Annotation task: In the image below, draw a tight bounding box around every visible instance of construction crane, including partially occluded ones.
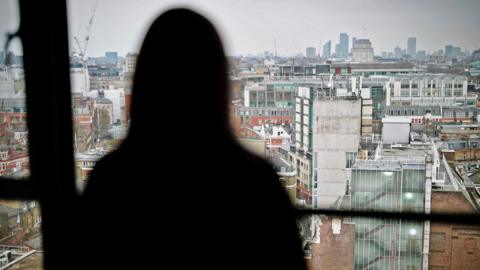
[73,0,98,62]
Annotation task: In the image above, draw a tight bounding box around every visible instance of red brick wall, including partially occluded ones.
[307,217,355,270]
[125,94,132,122]
[429,192,480,269]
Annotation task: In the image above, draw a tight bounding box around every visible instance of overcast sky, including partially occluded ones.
[2,0,480,57]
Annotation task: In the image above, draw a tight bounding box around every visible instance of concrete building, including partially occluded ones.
[70,64,90,96]
[351,39,374,63]
[88,88,126,124]
[382,117,411,144]
[243,83,294,108]
[385,75,476,124]
[312,96,361,208]
[330,62,421,77]
[122,53,137,74]
[289,87,316,206]
[323,41,331,59]
[295,87,312,154]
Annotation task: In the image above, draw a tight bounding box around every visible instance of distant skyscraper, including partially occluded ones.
[452,46,461,57]
[351,37,357,52]
[323,41,331,59]
[335,43,340,57]
[0,51,4,65]
[445,45,453,57]
[394,46,402,59]
[105,51,118,65]
[306,47,316,58]
[339,33,349,58]
[407,37,416,57]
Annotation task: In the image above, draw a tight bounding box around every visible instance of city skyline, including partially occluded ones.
[66,0,480,57]
[2,0,479,57]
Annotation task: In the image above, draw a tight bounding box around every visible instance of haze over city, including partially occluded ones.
[65,0,480,57]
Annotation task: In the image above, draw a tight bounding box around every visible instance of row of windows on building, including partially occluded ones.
[398,90,465,97]
[238,109,292,117]
[239,117,290,125]
[1,115,26,123]
[399,83,464,89]
[386,108,475,117]
[447,141,480,150]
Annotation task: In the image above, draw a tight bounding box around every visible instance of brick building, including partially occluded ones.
[429,191,480,269]
[304,216,355,270]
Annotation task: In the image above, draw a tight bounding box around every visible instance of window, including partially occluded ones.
[0,1,42,268]
[1,1,479,270]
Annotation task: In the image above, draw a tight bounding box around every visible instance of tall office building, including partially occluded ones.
[351,37,357,52]
[338,33,349,58]
[306,47,316,58]
[445,45,453,57]
[452,46,461,57]
[312,96,361,208]
[407,37,416,57]
[323,41,331,59]
[0,51,4,65]
[394,46,402,59]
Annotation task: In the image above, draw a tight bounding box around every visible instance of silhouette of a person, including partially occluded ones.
[76,8,306,269]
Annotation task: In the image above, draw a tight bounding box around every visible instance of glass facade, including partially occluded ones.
[351,161,425,270]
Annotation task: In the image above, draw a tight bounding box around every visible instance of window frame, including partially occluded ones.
[0,1,479,270]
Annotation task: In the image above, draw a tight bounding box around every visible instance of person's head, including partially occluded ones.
[128,8,230,142]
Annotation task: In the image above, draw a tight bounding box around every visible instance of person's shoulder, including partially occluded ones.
[82,147,129,196]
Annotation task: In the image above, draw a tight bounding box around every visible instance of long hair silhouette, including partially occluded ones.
[74,8,306,269]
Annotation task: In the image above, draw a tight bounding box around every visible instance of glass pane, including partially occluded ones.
[67,1,480,268]
[65,1,480,205]
[0,0,29,179]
